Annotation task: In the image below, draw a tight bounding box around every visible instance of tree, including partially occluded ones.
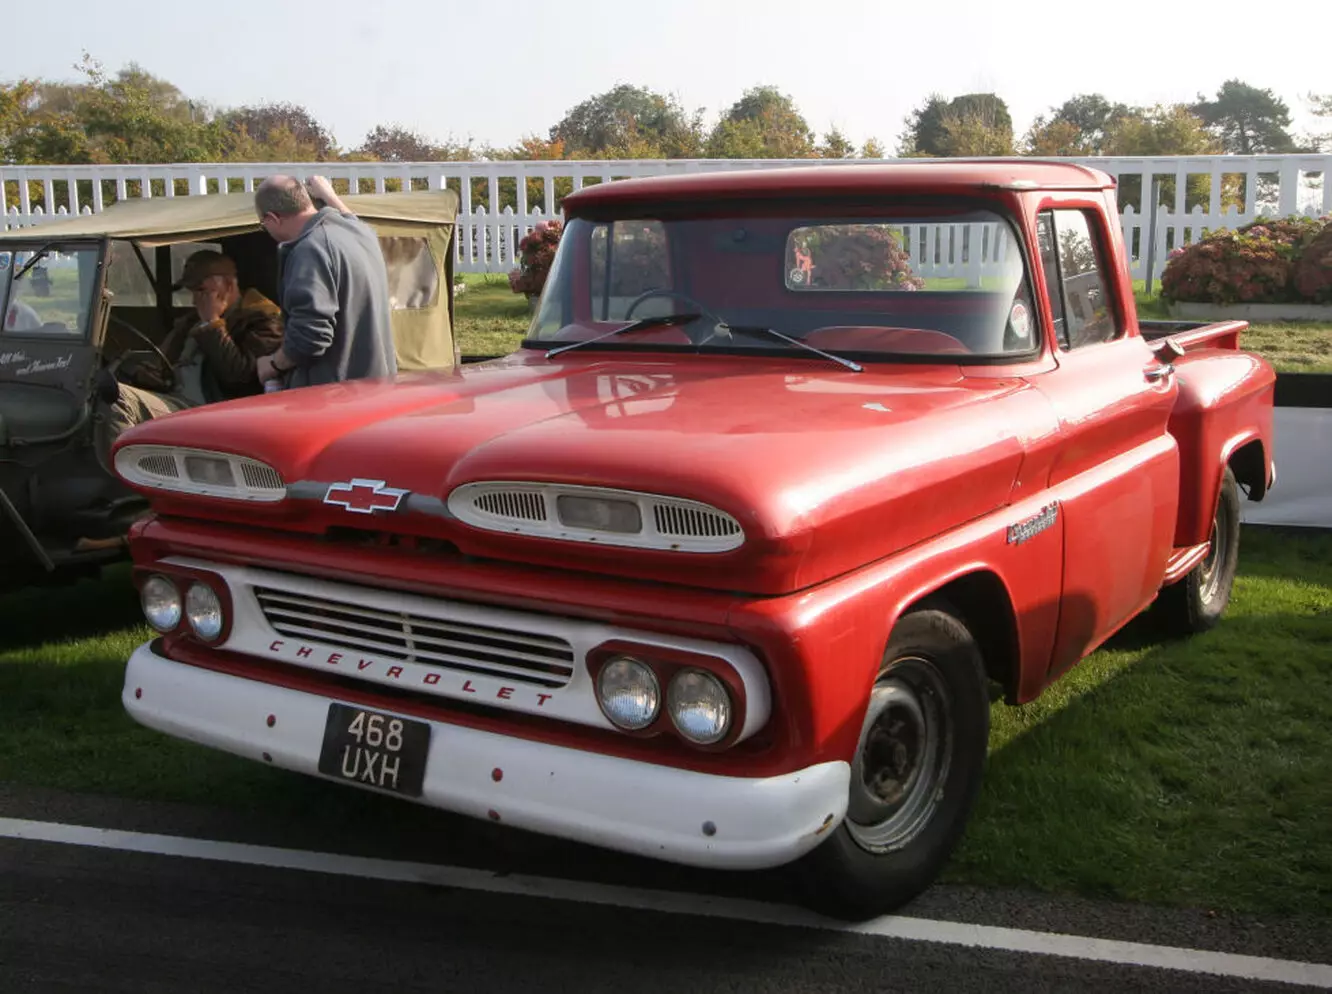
[706,85,815,158]
[357,124,476,162]
[216,101,337,161]
[1022,94,1131,155]
[1102,104,1224,209]
[1190,80,1300,154]
[1303,92,1332,152]
[860,137,886,159]
[817,127,855,158]
[898,93,1012,157]
[3,53,220,167]
[549,84,704,159]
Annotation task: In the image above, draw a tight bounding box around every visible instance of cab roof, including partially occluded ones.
[561,159,1115,212]
[0,188,459,246]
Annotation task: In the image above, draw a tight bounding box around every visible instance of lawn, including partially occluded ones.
[454,273,1332,374]
[2,527,1330,921]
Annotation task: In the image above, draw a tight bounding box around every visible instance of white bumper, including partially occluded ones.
[123,641,851,870]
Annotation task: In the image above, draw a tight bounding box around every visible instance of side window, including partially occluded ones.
[589,221,671,321]
[1044,209,1119,350]
[378,237,439,311]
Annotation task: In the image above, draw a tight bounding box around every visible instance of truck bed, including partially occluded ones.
[1139,319,1246,352]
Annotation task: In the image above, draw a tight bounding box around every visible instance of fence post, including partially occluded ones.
[1145,177,1163,296]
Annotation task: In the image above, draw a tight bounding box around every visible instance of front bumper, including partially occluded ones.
[124,641,851,870]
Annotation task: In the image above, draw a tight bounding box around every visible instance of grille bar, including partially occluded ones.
[254,587,575,690]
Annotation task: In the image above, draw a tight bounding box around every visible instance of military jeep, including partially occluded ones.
[0,188,460,593]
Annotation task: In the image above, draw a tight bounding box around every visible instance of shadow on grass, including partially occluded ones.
[947,570,1332,920]
[0,563,141,654]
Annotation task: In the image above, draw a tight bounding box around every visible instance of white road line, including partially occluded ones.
[2,816,1329,989]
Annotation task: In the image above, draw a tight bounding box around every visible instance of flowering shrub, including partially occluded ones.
[1160,214,1331,305]
[508,219,563,297]
[791,225,924,291]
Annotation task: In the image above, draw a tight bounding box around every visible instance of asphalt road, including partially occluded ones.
[1,783,1329,993]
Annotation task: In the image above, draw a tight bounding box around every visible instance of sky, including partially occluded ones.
[5,0,1329,155]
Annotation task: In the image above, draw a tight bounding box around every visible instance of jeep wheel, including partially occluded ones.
[1155,466,1240,635]
[791,602,990,921]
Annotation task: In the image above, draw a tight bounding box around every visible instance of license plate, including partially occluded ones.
[317,703,431,798]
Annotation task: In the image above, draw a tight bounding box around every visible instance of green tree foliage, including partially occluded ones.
[816,126,855,158]
[356,124,476,162]
[898,93,1012,157]
[549,84,704,159]
[1023,94,1132,155]
[215,101,337,161]
[1102,104,1225,209]
[1191,80,1300,154]
[706,86,815,158]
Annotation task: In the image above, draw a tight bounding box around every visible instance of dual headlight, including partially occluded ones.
[596,656,733,745]
[140,575,225,641]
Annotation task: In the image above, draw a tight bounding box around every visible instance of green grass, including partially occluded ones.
[2,528,1331,919]
[1134,281,1332,374]
[454,272,532,356]
[455,274,1332,374]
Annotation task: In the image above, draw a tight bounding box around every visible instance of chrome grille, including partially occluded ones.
[253,587,575,688]
[240,462,284,491]
[654,503,741,539]
[137,454,179,478]
[475,490,547,521]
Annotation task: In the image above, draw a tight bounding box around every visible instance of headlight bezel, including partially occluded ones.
[135,566,233,644]
[588,642,749,750]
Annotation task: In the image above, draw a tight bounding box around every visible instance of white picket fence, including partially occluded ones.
[3,154,1330,281]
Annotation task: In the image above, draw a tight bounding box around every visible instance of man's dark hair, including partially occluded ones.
[255,177,313,217]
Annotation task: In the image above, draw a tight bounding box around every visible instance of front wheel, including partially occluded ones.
[791,602,990,921]
[1154,466,1240,635]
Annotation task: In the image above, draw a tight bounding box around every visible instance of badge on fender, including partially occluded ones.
[1007,501,1059,545]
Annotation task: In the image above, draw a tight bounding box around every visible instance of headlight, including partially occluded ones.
[596,657,660,730]
[185,583,224,641]
[668,669,732,745]
[141,575,182,632]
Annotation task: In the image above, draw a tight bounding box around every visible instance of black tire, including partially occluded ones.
[1154,466,1240,635]
[790,601,990,921]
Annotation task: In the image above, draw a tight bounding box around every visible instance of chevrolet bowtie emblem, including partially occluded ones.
[323,479,410,514]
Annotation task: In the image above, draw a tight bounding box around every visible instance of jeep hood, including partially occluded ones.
[116,351,1046,594]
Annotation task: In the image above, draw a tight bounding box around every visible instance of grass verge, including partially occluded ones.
[2,528,1330,919]
[456,274,1332,374]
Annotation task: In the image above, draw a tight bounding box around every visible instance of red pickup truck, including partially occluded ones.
[113,161,1275,919]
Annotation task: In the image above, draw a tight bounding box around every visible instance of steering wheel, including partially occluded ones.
[105,314,178,393]
[623,288,723,342]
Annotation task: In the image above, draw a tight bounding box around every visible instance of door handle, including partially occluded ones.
[1144,363,1174,383]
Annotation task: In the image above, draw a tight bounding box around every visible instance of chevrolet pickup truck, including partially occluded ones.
[112,161,1275,920]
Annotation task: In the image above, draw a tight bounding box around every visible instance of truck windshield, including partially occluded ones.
[1,245,101,339]
[525,208,1039,361]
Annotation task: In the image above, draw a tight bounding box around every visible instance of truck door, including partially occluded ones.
[1026,206,1180,679]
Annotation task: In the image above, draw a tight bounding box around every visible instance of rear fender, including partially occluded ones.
[1167,350,1275,547]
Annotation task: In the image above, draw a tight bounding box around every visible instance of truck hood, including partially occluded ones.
[118,351,1045,594]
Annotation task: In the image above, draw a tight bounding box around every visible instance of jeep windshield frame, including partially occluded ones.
[521,196,1045,366]
[0,238,106,344]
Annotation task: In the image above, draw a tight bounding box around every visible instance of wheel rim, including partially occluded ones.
[1199,507,1228,604]
[845,656,953,854]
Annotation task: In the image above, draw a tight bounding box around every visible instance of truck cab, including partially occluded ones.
[110,161,1274,920]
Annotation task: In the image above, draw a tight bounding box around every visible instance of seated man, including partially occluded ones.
[94,250,284,472]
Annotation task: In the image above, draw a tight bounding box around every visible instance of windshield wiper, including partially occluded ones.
[544,312,702,359]
[13,243,55,281]
[712,323,863,372]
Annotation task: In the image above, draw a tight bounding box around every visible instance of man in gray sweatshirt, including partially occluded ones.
[253,175,396,389]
